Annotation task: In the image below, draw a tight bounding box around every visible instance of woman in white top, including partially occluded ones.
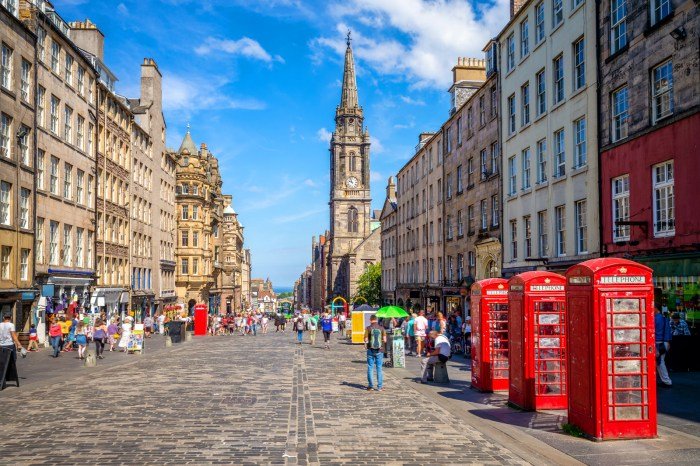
[118,316,133,352]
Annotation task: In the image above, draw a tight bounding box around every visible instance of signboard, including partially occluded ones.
[599,276,646,284]
[530,285,565,292]
[0,347,19,390]
[41,284,55,297]
[392,334,405,368]
[485,290,508,296]
[128,323,144,353]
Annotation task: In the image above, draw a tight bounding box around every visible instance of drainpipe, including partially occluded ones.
[595,0,605,258]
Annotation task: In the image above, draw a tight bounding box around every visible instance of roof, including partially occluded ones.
[224,204,236,215]
[178,130,197,154]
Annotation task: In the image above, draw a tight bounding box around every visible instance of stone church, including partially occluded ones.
[326,34,381,302]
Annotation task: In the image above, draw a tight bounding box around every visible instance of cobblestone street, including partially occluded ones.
[2,331,699,465]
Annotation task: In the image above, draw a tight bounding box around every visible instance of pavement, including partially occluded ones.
[0,331,698,465]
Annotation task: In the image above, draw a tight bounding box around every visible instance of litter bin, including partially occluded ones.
[167,321,185,343]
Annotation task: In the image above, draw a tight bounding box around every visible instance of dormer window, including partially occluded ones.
[486,43,497,76]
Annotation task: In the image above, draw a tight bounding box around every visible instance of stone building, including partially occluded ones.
[497,0,600,276]
[325,34,381,303]
[597,0,699,311]
[69,20,131,318]
[128,58,177,315]
[379,178,397,305]
[0,2,38,325]
[241,248,251,310]
[215,194,244,314]
[174,130,227,314]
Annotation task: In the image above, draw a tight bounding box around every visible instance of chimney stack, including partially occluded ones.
[69,19,105,60]
[510,0,526,18]
[449,57,486,113]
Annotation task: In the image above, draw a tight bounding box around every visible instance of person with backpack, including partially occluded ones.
[294,315,305,344]
[308,312,318,346]
[364,314,387,391]
[420,329,451,383]
[320,312,333,349]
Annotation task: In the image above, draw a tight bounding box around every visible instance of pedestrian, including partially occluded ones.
[414,310,428,357]
[118,316,133,352]
[420,329,451,383]
[262,314,269,334]
[308,312,318,346]
[671,313,691,336]
[338,312,347,334]
[157,312,166,335]
[0,314,24,363]
[405,313,416,355]
[321,312,333,349]
[143,315,154,338]
[93,318,107,359]
[48,317,63,357]
[655,306,673,388]
[27,324,39,352]
[463,316,472,357]
[59,316,70,351]
[107,319,119,351]
[364,314,387,391]
[75,321,88,360]
[294,314,305,344]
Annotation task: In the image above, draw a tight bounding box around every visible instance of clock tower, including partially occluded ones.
[327,32,373,299]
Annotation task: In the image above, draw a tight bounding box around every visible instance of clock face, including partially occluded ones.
[346,176,359,188]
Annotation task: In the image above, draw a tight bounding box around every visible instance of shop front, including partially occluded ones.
[0,289,37,332]
[91,288,128,320]
[131,292,155,321]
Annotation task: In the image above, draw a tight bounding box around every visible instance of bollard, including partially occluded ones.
[84,349,97,367]
[165,336,172,347]
[185,331,193,342]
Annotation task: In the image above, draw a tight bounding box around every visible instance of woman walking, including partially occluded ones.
[107,319,119,351]
[93,318,107,359]
[75,321,88,360]
[118,316,133,352]
[48,318,63,358]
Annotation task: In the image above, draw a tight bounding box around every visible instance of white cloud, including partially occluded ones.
[316,127,332,143]
[370,171,383,182]
[162,73,266,112]
[195,37,284,63]
[400,95,425,106]
[371,136,385,154]
[316,0,509,89]
[303,179,317,187]
[117,3,129,15]
[273,207,326,224]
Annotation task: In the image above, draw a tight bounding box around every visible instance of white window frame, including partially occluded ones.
[573,37,585,90]
[553,0,563,28]
[20,248,29,281]
[553,129,565,178]
[20,59,31,102]
[612,175,630,241]
[538,210,548,257]
[524,216,532,258]
[36,218,44,264]
[611,0,627,54]
[536,69,546,116]
[553,55,564,104]
[653,160,675,237]
[0,181,10,226]
[508,156,517,195]
[0,43,12,90]
[611,86,629,142]
[536,138,547,183]
[650,0,671,26]
[535,2,545,43]
[506,33,515,71]
[521,82,530,126]
[573,117,587,168]
[19,187,29,229]
[508,94,516,134]
[521,148,531,189]
[555,205,566,256]
[652,60,673,123]
[0,113,11,159]
[575,199,588,254]
[520,18,529,58]
[50,40,60,74]
[510,219,518,260]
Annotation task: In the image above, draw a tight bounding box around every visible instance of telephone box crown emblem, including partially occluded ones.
[544,278,551,283]
[498,284,504,289]
[619,267,628,274]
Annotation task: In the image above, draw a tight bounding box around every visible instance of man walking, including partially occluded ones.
[414,310,428,357]
[364,315,386,391]
[655,306,673,388]
[420,329,451,383]
[294,314,305,344]
[308,312,318,346]
[320,311,333,349]
[0,314,24,363]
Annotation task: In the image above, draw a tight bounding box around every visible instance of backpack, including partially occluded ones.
[296,319,304,331]
[368,326,383,350]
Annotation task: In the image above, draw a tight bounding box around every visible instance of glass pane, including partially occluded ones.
[539,360,561,371]
[538,313,560,325]
[613,329,641,342]
[613,299,640,313]
[614,375,641,389]
[614,390,642,404]
[615,406,642,420]
[614,360,641,373]
[539,348,561,359]
[539,373,560,383]
[539,337,561,347]
[613,314,640,327]
[613,344,641,357]
[537,301,555,312]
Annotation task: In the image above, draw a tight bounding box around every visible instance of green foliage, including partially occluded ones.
[355,262,382,305]
[561,423,585,438]
[277,292,294,299]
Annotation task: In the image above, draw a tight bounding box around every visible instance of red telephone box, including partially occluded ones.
[194,304,208,336]
[508,272,567,411]
[471,278,510,392]
[565,258,656,440]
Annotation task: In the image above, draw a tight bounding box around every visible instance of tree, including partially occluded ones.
[355,262,382,306]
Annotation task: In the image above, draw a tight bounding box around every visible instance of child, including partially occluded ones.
[75,321,88,360]
[27,324,39,352]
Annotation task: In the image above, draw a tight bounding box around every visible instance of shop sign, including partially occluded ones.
[485,290,508,296]
[530,285,565,292]
[599,276,645,284]
[21,292,36,301]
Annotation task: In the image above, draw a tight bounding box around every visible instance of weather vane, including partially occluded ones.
[346,29,352,47]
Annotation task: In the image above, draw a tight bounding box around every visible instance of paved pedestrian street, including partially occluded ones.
[2,332,699,465]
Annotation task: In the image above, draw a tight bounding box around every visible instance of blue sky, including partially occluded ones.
[55,0,509,287]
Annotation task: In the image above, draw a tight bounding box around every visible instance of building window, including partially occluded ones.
[553,129,565,178]
[64,163,72,199]
[0,44,11,90]
[480,199,488,230]
[480,150,488,180]
[20,248,29,281]
[535,2,545,43]
[37,150,45,190]
[491,195,499,227]
[650,0,671,26]
[37,27,46,62]
[63,224,72,266]
[77,67,85,96]
[652,60,673,123]
[20,59,31,102]
[611,0,628,54]
[467,157,474,186]
[49,221,58,265]
[51,40,60,74]
[536,68,546,115]
[76,228,84,267]
[508,156,517,195]
[192,205,198,220]
[521,82,530,126]
[456,165,463,193]
[182,205,189,220]
[76,116,85,150]
[653,160,674,237]
[64,106,73,142]
[87,231,93,268]
[181,258,188,275]
[538,210,548,257]
[0,181,10,226]
[457,254,464,280]
[521,148,531,189]
[490,142,499,174]
[612,175,630,241]
[536,138,547,183]
[524,216,532,258]
[1,246,10,279]
[18,125,29,165]
[36,218,44,264]
[508,94,516,134]
[64,54,73,85]
[555,205,566,256]
[457,210,464,236]
[520,18,529,58]
[466,109,472,137]
[37,86,45,127]
[553,55,564,104]
[553,0,563,28]
[486,43,497,75]
[50,96,59,134]
[506,33,515,71]
[192,231,199,247]
[446,174,453,198]
[573,117,587,168]
[611,86,629,142]
[348,207,358,233]
[0,113,10,159]
[181,230,188,247]
[468,205,475,234]
[490,86,497,118]
[575,200,588,254]
[457,117,462,144]
[510,220,518,260]
[446,216,453,240]
[479,96,485,126]
[20,188,29,229]
[573,37,585,90]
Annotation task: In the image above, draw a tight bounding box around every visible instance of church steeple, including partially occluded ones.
[338,30,359,113]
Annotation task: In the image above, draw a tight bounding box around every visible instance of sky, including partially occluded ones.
[55,0,509,287]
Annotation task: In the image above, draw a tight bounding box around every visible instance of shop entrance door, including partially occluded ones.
[534,301,566,399]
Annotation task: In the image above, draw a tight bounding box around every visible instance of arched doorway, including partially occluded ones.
[486,260,499,278]
[187,299,196,316]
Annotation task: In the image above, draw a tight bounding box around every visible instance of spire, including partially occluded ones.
[178,125,197,155]
[339,30,359,111]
